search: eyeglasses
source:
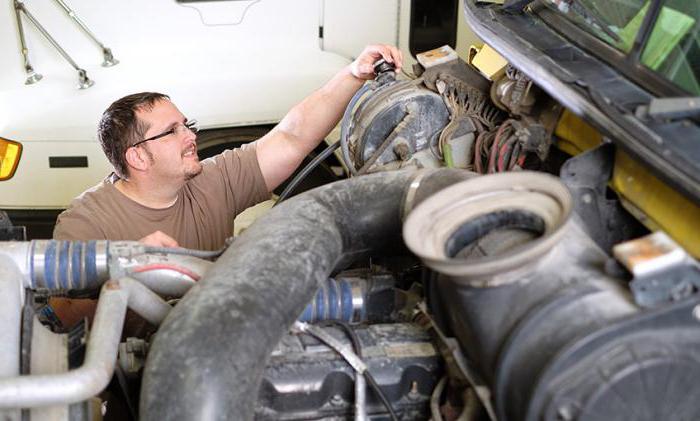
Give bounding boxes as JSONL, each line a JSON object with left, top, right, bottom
{"left": 131, "top": 119, "right": 199, "bottom": 148}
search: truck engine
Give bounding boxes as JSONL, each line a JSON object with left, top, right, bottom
{"left": 1, "top": 44, "right": 699, "bottom": 421}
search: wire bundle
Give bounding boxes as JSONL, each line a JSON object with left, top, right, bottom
{"left": 473, "top": 119, "right": 527, "bottom": 174}
{"left": 436, "top": 77, "right": 503, "bottom": 168}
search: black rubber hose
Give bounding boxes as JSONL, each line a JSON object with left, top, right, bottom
{"left": 274, "top": 141, "right": 341, "bottom": 206}
{"left": 321, "top": 321, "right": 399, "bottom": 420}
{"left": 140, "top": 168, "right": 472, "bottom": 421}
{"left": 142, "top": 245, "right": 225, "bottom": 260}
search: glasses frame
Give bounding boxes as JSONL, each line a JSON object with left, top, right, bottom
{"left": 131, "top": 119, "right": 199, "bottom": 148}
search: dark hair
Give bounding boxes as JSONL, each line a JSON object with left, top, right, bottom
{"left": 97, "top": 92, "right": 170, "bottom": 179}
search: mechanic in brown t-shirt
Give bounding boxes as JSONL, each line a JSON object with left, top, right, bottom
{"left": 51, "top": 45, "right": 402, "bottom": 326}
{"left": 54, "top": 44, "right": 403, "bottom": 250}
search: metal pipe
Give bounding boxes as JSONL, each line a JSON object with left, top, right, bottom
{"left": 0, "top": 240, "right": 209, "bottom": 296}
{"left": 128, "top": 271, "right": 197, "bottom": 297}
{"left": 0, "top": 256, "right": 24, "bottom": 378}
{"left": 0, "top": 256, "right": 24, "bottom": 421}
{"left": 355, "top": 374, "right": 367, "bottom": 421}
{"left": 29, "top": 240, "right": 109, "bottom": 291}
{"left": 0, "top": 277, "right": 170, "bottom": 408}
{"left": 116, "top": 252, "right": 213, "bottom": 296}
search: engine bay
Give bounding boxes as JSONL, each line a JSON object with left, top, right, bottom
{"left": 1, "top": 45, "right": 700, "bottom": 421}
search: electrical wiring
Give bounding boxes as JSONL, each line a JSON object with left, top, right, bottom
{"left": 298, "top": 321, "right": 400, "bottom": 421}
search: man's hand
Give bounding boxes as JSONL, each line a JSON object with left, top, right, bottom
{"left": 139, "top": 230, "right": 179, "bottom": 247}
{"left": 350, "top": 44, "right": 403, "bottom": 80}
{"left": 256, "top": 44, "right": 403, "bottom": 191}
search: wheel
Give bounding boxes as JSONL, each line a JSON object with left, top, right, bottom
{"left": 196, "top": 125, "right": 341, "bottom": 197}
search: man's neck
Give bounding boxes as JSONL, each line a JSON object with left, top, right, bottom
{"left": 114, "top": 176, "right": 181, "bottom": 209}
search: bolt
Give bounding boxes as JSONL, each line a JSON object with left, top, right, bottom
{"left": 582, "top": 193, "right": 592, "bottom": 204}
{"left": 394, "top": 143, "right": 411, "bottom": 161}
{"left": 330, "top": 394, "right": 344, "bottom": 406}
{"left": 407, "top": 381, "right": 420, "bottom": 400}
{"left": 557, "top": 405, "right": 573, "bottom": 420}
{"left": 692, "top": 305, "right": 700, "bottom": 321}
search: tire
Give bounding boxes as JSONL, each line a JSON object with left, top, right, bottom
{"left": 196, "top": 125, "right": 341, "bottom": 197}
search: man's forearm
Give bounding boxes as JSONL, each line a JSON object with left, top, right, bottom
{"left": 274, "top": 65, "right": 364, "bottom": 155}
{"left": 255, "top": 44, "right": 403, "bottom": 191}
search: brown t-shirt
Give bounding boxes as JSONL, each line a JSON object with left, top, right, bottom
{"left": 53, "top": 143, "right": 270, "bottom": 250}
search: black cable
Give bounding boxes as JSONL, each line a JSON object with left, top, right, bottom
{"left": 320, "top": 320, "right": 362, "bottom": 356}
{"left": 365, "top": 371, "right": 399, "bottom": 421}
{"left": 274, "top": 141, "right": 341, "bottom": 206}
{"left": 320, "top": 321, "right": 399, "bottom": 421}
{"left": 142, "top": 245, "right": 225, "bottom": 260}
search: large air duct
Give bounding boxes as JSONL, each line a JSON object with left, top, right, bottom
{"left": 140, "top": 168, "right": 474, "bottom": 420}
{"left": 404, "top": 172, "right": 700, "bottom": 421}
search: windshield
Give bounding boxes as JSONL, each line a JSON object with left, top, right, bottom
{"left": 544, "top": 0, "right": 700, "bottom": 95}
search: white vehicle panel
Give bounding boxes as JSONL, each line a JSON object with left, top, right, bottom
{"left": 0, "top": 0, "right": 358, "bottom": 209}
{"left": 0, "top": 141, "right": 110, "bottom": 208}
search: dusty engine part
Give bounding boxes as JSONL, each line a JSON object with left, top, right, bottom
{"left": 298, "top": 272, "right": 396, "bottom": 325}
{"left": 343, "top": 49, "right": 557, "bottom": 176}
{"left": 341, "top": 49, "right": 501, "bottom": 174}
{"left": 472, "top": 119, "right": 550, "bottom": 174}
{"left": 0, "top": 211, "right": 25, "bottom": 241}
{"left": 140, "top": 169, "right": 473, "bottom": 421}
{"left": 490, "top": 64, "right": 538, "bottom": 115}
{"left": 344, "top": 78, "right": 450, "bottom": 173}
{"left": 256, "top": 323, "right": 441, "bottom": 420}
{"left": 404, "top": 172, "right": 700, "bottom": 421}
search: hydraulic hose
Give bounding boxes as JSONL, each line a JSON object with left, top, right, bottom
{"left": 140, "top": 168, "right": 474, "bottom": 421}
{"left": 30, "top": 240, "right": 109, "bottom": 291}
{"left": 275, "top": 141, "right": 341, "bottom": 205}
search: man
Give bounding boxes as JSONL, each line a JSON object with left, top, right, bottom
{"left": 53, "top": 44, "right": 403, "bottom": 250}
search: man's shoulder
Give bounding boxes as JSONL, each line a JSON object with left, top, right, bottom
{"left": 67, "top": 176, "right": 119, "bottom": 211}
{"left": 53, "top": 175, "right": 125, "bottom": 239}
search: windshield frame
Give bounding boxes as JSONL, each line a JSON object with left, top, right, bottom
{"left": 533, "top": 0, "right": 691, "bottom": 97}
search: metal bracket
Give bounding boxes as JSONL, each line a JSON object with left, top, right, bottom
{"left": 417, "top": 303, "right": 497, "bottom": 421}
{"left": 52, "top": 0, "right": 119, "bottom": 67}
{"left": 12, "top": 0, "right": 118, "bottom": 89}
{"left": 0, "top": 211, "right": 26, "bottom": 241}
{"left": 560, "top": 142, "right": 645, "bottom": 252}
{"left": 614, "top": 231, "right": 700, "bottom": 308}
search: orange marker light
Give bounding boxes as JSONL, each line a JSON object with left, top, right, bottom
{"left": 0, "top": 137, "right": 22, "bottom": 181}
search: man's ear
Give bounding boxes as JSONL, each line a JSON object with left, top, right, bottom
{"left": 125, "top": 146, "right": 152, "bottom": 173}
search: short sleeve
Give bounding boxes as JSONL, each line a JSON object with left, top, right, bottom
{"left": 53, "top": 210, "right": 106, "bottom": 240}
{"left": 207, "top": 142, "right": 271, "bottom": 216}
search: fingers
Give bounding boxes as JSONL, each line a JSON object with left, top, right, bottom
{"left": 372, "top": 44, "right": 403, "bottom": 73}
{"left": 139, "top": 230, "right": 179, "bottom": 248}
{"left": 351, "top": 44, "right": 404, "bottom": 80}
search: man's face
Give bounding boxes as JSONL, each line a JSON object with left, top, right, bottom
{"left": 135, "top": 99, "right": 202, "bottom": 181}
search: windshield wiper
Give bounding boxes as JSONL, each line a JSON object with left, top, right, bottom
{"left": 502, "top": 0, "right": 621, "bottom": 43}
{"left": 556, "top": 0, "right": 622, "bottom": 42}
{"left": 636, "top": 97, "right": 700, "bottom": 122}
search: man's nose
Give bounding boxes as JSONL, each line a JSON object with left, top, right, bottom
{"left": 183, "top": 127, "right": 196, "bottom": 142}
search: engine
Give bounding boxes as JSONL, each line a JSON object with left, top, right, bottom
{"left": 1, "top": 46, "right": 700, "bottom": 421}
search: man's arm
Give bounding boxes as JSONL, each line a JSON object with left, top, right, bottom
{"left": 255, "top": 44, "right": 403, "bottom": 191}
